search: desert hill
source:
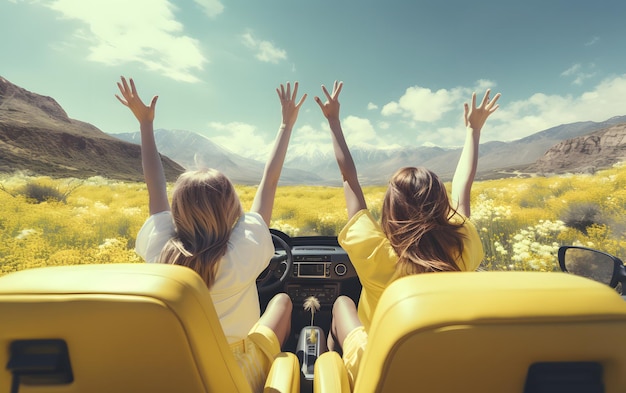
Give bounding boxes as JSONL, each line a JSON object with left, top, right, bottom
{"left": 528, "top": 122, "right": 626, "bottom": 174}
{"left": 0, "top": 76, "right": 184, "bottom": 181}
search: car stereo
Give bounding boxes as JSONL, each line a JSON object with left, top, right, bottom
{"left": 294, "top": 262, "right": 331, "bottom": 278}
{"left": 293, "top": 255, "right": 331, "bottom": 278}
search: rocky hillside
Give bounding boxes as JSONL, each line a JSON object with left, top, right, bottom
{"left": 0, "top": 76, "right": 184, "bottom": 181}
{"left": 528, "top": 122, "right": 626, "bottom": 174}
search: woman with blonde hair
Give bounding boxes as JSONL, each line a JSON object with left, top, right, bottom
{"left": 314, "top": 81, "right": 500, "bottom": 387}
{"left": 116, "top": 76, "right": 306, "bottom": 392}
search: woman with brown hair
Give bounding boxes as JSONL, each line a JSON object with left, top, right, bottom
{"left": 315, "top": 81, "right": 500, "bottom": 387}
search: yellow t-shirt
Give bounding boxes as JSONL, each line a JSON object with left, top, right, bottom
{"left": 338, "top": 209, "right": 484, "bottom": 331}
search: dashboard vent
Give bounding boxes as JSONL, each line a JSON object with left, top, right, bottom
{"left": 294, "top": 247, "right": 338, "bottom": 251}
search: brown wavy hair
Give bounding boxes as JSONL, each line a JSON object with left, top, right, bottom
{"left": 159, "top": 169, "right": 243, "bottom": 288}
{"left": 381, "top": 167, "right": 466, "bottom": 277}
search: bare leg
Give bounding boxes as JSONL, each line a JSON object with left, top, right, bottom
{"left": 258, "top": 292, "right": 293, "bottom": 348}
{"left": 328, "top": 296, "right": 362, "bottom": 352}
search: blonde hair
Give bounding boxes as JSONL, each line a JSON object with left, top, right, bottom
{"left": 381, "top": 167, "right": 466, "bottom": 277}
{"left": 159, "top": 169, "right": 243, "bottom": 288}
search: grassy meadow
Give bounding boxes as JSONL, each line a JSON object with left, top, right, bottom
{"left": 1, "top": 163, "right": 625, "bottom": 276}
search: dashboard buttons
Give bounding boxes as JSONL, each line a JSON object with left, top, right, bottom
{"left": 286, "top": 284, "right": 338, "bottom": 305}
{"left": 334, "top": 263, "right": 347, "bottom": 276}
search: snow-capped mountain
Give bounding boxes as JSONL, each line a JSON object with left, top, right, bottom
{"left": 113, "top": 129, "right": 323, "bottom": 185}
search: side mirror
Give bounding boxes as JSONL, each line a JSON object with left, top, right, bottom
{"left": 558, "top": 246, "right": 626, "bottom": 292}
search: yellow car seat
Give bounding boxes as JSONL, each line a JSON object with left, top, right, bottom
{"left": 314, "top": 271, "right": 626, "bottom": 393}
{"left": 0, "top": 263, "right": 299, "bottom": 393}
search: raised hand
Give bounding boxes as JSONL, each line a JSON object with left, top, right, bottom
{"left": 276, "top": 82, "right": 307, "bottom": 129}
{"left": 314, "top": 81, "right": 343, "bottom": 120}
{"left": 452, "top": 88, "right": 502, "bottom": 218}
{"left": 115, "top": 76, "right": 158, "bottom": 125}
{"left": 464, "top": 88, "right": 500, "bottom": 131}
{"left": 252, "top": 81, "right": 305, "bottom": 226}
{"left": 115, "top": 76, "right": 168, "bottom": 215}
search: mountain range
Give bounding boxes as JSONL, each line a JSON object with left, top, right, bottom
{"left": 115, "top": 116, "right": 626, "bottom": 185}
{"left": 1, "top": 75, "right": 625, "bottom": 185}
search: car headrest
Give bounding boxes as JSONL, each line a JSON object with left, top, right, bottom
{"left": 0, "top": 263, "right": 252, "bottom": 393}
{"left": 356, "top": 271, "right": 626, "bottom": 393}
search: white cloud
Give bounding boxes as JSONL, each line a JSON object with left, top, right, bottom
{"left": 572, "top": 73, "right": 596, "bottom": 85}
{"left": 484, "top": 74, "right": 626, "bottom": 142}
{"left": 292, "top": 124, "right": 330, "bottom": 146}
{"left": 207, "top": 75, "right": 626, "bottom": 155}
{"left": 381, "top": 85, "right": 468, "bottom": 122}
{"left": 561, "top": 64, "right": 596, "bottom": 85}
{"left": 381, "top": 80, "right": 498, "bottom": 124}
{"left": 426, "top": 126, "right": 464, "bottom": 147}
{"left": 207, "top": 119, "right": 385, "bottom": 161}
{"left": 474, "top": 79, "right": 497, "bottom": 92}
{"left": 193, "top": 0, "right": 224, "bottom": 18}
{"left": 43, "top": 0, "right": 206, "bottom": 82}
{"left": 241, "top": 32, "right": 287, "bottom": 64}
{"left": 367, "top": 102, "right": 378, "bottom": 110}
{"left": 377, "top": 121, "right": 390, "bottom": 130}
{"left": 335, "top": 116, "right": 400, "bottom": 150}
{"left": 207, "top": 121, "right": 270, "bottom": 158}
{"left": 561, "top": 64, "right": 581, "bottom": 77}
{"left": 585, "top": 36, "right": 600, "bottom": 46}
{"left": 381, "top": 101, "right": 401, "bottom": 116}
{"left": 286, "top": 124, "right": 334, "bottom": 158}
{"left": 257, "top": 42, "right": 287, "bottom": 63}
{"left": 286, "top": 117, "right": 402, "bottom": 160}
{"left": 241, "top": 33, "right": 256, "bottom": 48}
{"left": 377, "top": 76, "right": 626, "bottom": 147}
{"left": 342, "top": 116, "right": 379, "bottom": 146}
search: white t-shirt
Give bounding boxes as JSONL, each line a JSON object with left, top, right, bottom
{"left": 135, "top": 211, "right": 274, "bottom": 343}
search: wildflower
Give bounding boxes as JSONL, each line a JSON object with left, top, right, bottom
{"left": 94, "top": 202, "right": 109, "bottom": 210}
{"left": 15, "top": 229, "right": 36, "bottom": 240}
{"left": 99, "top": 238, "right": 121, "bottom": 249}
{"left": 494, "top": 242, "right": 508, "bottom": 255}
{"left": 271, "top": 220, "right": 301, "bottom": 237}
{"left": 122, "top": 207, "right": 142, "bottom": 216}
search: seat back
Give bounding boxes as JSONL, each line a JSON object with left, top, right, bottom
{"left": 355, "top": 271, "right": 626, "bottom": 393}
{"left": 0, "top": 263, "right": 252, "bottom": 393}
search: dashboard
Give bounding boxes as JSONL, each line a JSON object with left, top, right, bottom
{"left": 286, "top": 243, "right": 359, "bottom": 306}
{"left": 262, "top": 230, "right": 362, "bottom": 353}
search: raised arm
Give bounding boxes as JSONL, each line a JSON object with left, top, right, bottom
{"left": 451, "top": 88, "right": 500, "bottom": 218}
{"left": 115, "top": 76, "right": 170, "bottom": 215}
{"left": 251, "top": 82, "right": 306, "bottom": 226}
{"left": 315, "top": 81, "right": 367, "bottom": 219}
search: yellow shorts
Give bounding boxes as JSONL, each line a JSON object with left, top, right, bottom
{"left": 342, "top": 326, "right": 368, "bottom": 389}
{"left": 230, "top": 322, "right": 281, "bottom": 393}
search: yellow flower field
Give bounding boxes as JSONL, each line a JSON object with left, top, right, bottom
{"left": 1, "top": 163, "right": 625, "bottom": 276}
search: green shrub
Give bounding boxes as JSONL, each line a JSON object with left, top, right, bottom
{"left": 21, "top": 182, "right": 66, "bottom": 203}
{"left": 560, "top": 202, "right": 603, "bottom": 234}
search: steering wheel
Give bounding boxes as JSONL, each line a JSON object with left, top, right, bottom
{"left": 256, "top": 231, "right": 294, "bottom": 295}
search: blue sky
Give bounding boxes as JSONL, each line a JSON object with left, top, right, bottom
{"left": 2, "top": 0, "right": 626, "bottom": 160}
